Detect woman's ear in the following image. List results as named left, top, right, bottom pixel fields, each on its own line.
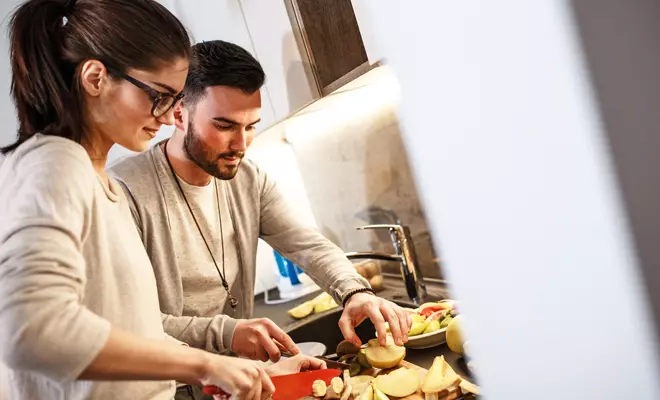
left=80, top=59, right=108, bottom=97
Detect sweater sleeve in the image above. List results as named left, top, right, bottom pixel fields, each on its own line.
left=0, top=138, right=111, bottom=383
left=161, top=312, right=239, bottom=353
left=257, top=168, right=370, bottom=304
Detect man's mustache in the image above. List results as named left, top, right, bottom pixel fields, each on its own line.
left=217, top=152, right=245, bottom=160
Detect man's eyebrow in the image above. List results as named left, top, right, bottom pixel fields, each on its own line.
left=212, top=117, right=262, bottom=126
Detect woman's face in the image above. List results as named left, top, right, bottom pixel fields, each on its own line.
left=85, top=57, right=189, bottom=153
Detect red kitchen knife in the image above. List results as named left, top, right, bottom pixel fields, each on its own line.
left=203, top=369, right=342, bottom=400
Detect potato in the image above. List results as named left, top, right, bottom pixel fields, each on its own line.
left=363, top=262, right=380, bottom=279
left=364, top=338, right=406, bottom=370
left=355, top=384, right=373, bottom=400
left=375, top=368, right=420, bottom=398
left=349, top=375, right=375, bottom=397
left=312, top=380, right=327, bottom=397
left=355, top=265, right=367, bottom=278
left=373, top=385, right=390, bottom=400
left=421, top=356, right=461, bottom=394
left=369, top=275, right=385, bottom=292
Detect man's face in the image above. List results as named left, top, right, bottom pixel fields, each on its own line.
left=182, top=86, right=261, bottom=180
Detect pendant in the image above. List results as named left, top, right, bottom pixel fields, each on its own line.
left=228, top=295, right=239, bottom=309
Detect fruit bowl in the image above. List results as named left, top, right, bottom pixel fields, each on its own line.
left=377, top=300, right=457, bottom=349
left=404, top=326, right=447, bottom=349
left=376, top=327, right=447, bottom=349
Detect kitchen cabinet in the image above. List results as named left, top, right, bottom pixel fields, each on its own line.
left=283, top=0, right=375, bottom=96
left=239, top=0, right=316, bottom=121
left=156, top=0, right=315, bottom=130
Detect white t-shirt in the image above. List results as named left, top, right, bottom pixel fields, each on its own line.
left=174, top=176, right=240, bottom=318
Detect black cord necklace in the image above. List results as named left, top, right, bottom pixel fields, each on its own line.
left=163, top=140, right=238, bottom=310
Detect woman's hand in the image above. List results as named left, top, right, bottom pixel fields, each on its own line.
left=265, top=354, right=327, bottom=377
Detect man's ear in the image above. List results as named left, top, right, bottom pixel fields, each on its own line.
left=174, top=102, right=186, bottom=131
left=80, top=59, right=108, bottom=97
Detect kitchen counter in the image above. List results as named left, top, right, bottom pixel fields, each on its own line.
left=253, top=277, right=472, bottom=379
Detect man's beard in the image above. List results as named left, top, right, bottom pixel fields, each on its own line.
left=183, top=121, right=244, bottom=180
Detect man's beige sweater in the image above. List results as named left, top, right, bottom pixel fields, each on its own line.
left=0, top=135, right=174, bottom=399
left=110, top=142, right=370, bottom=353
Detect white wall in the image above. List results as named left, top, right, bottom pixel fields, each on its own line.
left=0, top=1, right=21, bottom=148
left=363, top=1, right=660, bottom=399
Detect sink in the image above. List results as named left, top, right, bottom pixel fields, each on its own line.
left=286, top=308, right=373, bottom=354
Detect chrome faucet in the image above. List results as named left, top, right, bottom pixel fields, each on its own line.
left=345, top=224, right=428, bottom=305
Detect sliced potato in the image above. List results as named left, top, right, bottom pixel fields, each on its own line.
left=355, top=384, right=374, bottom=400
left=421, top=356, right=461, bottom=394
left=375, top=368, right=420, bottom=398
left=365, top=338, right=406, bottom=369
left=459, top=379, right=480, bottom=395
left=287, top=300, right=315, bottom=319
left=373, top=385, right=390, bottom=400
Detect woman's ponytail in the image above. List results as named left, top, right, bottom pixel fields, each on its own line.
left=3, top=0, right=82, bottom=153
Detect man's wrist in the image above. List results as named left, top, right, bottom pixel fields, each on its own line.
left=342, top=288, right=376, bottom=307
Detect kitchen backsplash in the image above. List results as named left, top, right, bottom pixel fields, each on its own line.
left=251, top=65, right=443, bottom=281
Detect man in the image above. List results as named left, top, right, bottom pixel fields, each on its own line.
left=110, top=40, right=410, bottom=365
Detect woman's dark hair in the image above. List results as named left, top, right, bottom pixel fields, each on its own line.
left=2, top=0, right=192, bottom=153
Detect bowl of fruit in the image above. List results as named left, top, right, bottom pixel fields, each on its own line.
left=380, top=300, right=457, bottom=349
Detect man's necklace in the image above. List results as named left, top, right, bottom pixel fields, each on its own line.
left=163, top=140, right=239, bottom=310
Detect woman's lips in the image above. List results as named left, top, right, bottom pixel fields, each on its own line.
left=143, top=128, right=158, bottom=138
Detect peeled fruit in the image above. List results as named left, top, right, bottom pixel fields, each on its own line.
left=421, top=356, right=460, bottom=394
left=373, top=385, right=390, bottom=400
left=459, top=379, right=480, bottom=395
left=314, top=295, right=338, bottom=313
left=446, top=315, right=465, bottom=354
left=355, top=384, right=373, bottom=400
left=287, top=300, right=315, bottom=319
left=409, top=321, right=427, bottom=336
left=365, top=338, right=406, bottom=369
left=423, top=320, right=441, bottom=334
left=411, top=314, right=426, bottom=324
left=375, top=368, right=420, bottom=398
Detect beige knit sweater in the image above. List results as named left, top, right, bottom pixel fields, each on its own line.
left=0, top=135, right=174, bottom=399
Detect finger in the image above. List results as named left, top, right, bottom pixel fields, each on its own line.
left=302, top=356, right=327, bottom=371
left=248, top=372, right=262, bottom=400
left=364, top=303, right=388, bottom=346
left=260, top=368, right=276, bottom=398
left=258, top=330, right=282, bottom=363
left=395, top=306, right=410, bottom=342
left=265, top=321, right=300, bottom=355
left=255, top=345, right=270, bottom=363
left=380, top=303, right=403, bottom=346
left=338, top=312, right=361, bottom=346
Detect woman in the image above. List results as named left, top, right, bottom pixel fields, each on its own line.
left=0, top=1, right=322, bottom=399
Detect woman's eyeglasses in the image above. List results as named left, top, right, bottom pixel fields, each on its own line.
left=106, top=66, right=184, bottom=118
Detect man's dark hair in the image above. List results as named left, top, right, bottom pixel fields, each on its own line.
left=184, top=40, right=265, bottom=107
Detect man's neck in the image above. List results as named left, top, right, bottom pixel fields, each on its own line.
left=164, top=130, right=213, bottom=187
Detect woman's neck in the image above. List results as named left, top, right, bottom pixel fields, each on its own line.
left=82, top=135, right=113, bottom=186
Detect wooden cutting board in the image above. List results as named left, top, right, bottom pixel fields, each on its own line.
left=367, top=361, right=463, bottom=400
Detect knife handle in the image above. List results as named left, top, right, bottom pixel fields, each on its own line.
left=202, top=385, right=226, bottom=396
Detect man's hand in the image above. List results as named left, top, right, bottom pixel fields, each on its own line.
left=339, top=293, right=413, bottom=347
left=231, top=318, right=301, bottom=362
left=265, top=354, right=327, bottom=377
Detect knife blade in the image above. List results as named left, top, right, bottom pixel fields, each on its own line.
left=279, top=351, right=351, bottom=370
left=203, top=369, right=342, bottom=400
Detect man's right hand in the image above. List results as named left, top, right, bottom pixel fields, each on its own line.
left=201, top=355, right=274, bottom=400
left=231, top=318, right=301, bottom=362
